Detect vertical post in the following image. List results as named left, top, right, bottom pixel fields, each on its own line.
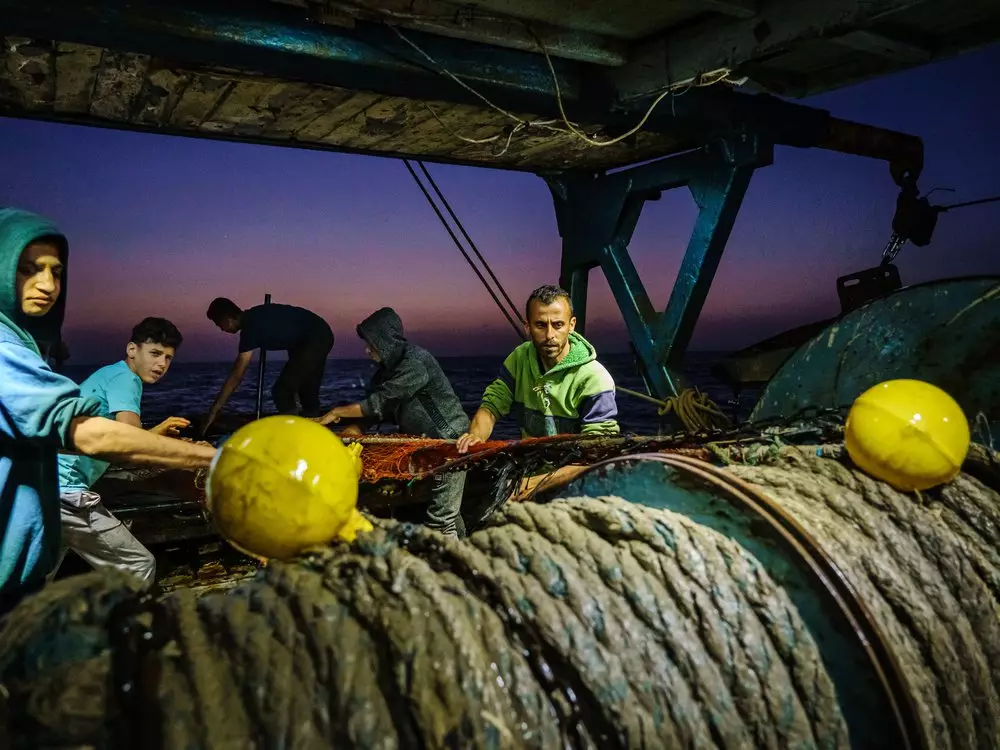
left=255, top=293, right=271, bottom=420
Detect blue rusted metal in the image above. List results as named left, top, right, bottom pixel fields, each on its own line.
left=752, top=276, right=1000, bottom=431
left=558, top=454, right=922, bottom=750
left=548, top=137, right=773, bottom=399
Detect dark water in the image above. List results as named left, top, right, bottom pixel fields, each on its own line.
left=62, top=352, right=759, bottom=439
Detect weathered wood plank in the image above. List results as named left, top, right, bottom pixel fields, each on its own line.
left=54, top=42, right=102, bottom=114
left=340, top=98, right=442, bottom=151
left=89, top=50, right=150, bottom=120
left=133, top=65, right=190, bottom=125
left=254, top=83, right=349, bottom=137
left=293, top=91, right=382, bottom=141
left=199, top=79, right=279, bottom=135
left=90, top=50, right=150, bottom=121
left=379, top=101, right=507, bottom=156
left=0, top=38, right=55, bottom=111
left=169, top=74, right=233, bottom=128
left=320, top=97, right=417, bottom=149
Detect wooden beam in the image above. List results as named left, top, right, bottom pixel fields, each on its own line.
left=613, top=0, right=934, bottom=101
left=831, top=29, right=931, bottom=64
left=684, top=0, right=758, bottom=19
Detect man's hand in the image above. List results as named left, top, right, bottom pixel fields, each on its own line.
left=151, top=416, right=191, bottom=437
left=314, top=409, right=341, bottom=426
left=456, top=431, right=485, bottom=454
left=338, top=424, right=363, bottom=438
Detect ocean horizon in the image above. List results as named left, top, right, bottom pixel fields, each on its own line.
left=62, top=352, right=758, bottom=439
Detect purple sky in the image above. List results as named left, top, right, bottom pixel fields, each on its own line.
left=1, top=43, right=998, bottom=364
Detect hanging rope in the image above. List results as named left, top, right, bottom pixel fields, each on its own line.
left=417, top=161, right=525, bottom=329
left=403, top=159, right=525, bottom=339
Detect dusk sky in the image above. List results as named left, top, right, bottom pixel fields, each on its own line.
left=1, top=43, right=998, bottom=364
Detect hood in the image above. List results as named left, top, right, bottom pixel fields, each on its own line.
left=544, top=331, right=597, bottom=375
left=0, top=208, right=69, bottom=356
left=357, top=307, right=406, bottom=367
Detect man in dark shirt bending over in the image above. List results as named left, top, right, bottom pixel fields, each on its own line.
left=202, top=297, right=334, bottom=433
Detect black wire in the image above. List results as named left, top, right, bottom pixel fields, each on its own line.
left=938, top=194, right=1000, bottom=212
left=403, top=159, right=526, bottom=339
left=417, top=161, right=526, bottom=333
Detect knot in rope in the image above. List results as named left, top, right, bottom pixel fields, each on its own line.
left=656, top=388, right=731, bottom=432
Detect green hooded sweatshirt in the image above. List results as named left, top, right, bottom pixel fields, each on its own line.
left=480, top=332, right=620, bottom=438
left=0, top=208, right=101, bottom=612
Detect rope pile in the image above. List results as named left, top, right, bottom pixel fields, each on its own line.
left=0, top=444, right=997, bottom=749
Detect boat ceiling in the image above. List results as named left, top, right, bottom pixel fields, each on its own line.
left=1, top=0, right=997, bottom=172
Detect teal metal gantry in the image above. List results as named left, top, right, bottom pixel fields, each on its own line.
left=549, top=136, right=773, bottom=399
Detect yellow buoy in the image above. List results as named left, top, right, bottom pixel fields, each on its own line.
left=206, top=415, right=373, bottom=560
left=845, top=379, right=970, bottom=491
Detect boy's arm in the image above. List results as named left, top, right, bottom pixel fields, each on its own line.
left=69, top=416, right=215, bottom=469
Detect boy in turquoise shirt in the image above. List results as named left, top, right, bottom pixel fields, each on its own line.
left=457, top=285, right=619, bottom=453
left=57, top=318, right=190, bottom=586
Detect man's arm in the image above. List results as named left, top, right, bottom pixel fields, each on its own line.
left=115, top=410, right=190, bottom=437
left=317, top=402, right=364, bottom=426
left=318, top=358, right=428, bottom=427
left=70, top=415, right=215, bottom=469
left=577, top=365, right=620, bottom=435
left=456, top=407, right=498, bottom=453
left=202, top=351, right=253, bottom=433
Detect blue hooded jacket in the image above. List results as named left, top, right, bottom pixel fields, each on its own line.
left=0, top=208, right=101, bottom=610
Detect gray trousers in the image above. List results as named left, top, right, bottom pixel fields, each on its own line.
left=54, top=492, right=156, bottom=587
left=424, top=471, right=468, bottom=539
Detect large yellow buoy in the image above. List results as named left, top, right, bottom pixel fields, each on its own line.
left=206, top=415, right=373, bottom=560
left=845, top=379, right=970, bottom=491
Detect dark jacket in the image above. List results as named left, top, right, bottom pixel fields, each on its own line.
left=357, top=308, right=470, bottom=439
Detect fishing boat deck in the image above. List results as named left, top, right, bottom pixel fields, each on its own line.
left=1, top=0, right=998, bottom=172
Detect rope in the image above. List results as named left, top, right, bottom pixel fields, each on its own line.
left=2, top=444, right=999, bottom=749
left=416, top=161, right=525, bottom=331
left=2, top=496, right=851, bottom=749
left=403, top=159, right=526, bottom=339
left=731, top=447, right=1000, bottom=750
left=617, top=385, right=731, bottom=432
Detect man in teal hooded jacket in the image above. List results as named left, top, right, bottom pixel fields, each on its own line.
left=0, top=208, right=217, bottom=614
left=457, top=284, right=619, bottom=454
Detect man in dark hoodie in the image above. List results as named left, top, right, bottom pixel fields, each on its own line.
left=0, top=208, right=217, bottom=613
left=316, top=307, right=470, bottom=538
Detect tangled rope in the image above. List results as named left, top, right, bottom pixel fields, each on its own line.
left=1, top=443, right=997, bottom=750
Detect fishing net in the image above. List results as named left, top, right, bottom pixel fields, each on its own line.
left=2, top=439, right=998, bottom=750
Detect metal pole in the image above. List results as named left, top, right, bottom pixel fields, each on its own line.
left=255, top=293, right=271, bottom=419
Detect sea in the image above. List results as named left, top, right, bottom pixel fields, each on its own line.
left=62, top=352, right=761, bottom=439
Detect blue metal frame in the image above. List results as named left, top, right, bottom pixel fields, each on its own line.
left=548, top=136, right=773, bottom=399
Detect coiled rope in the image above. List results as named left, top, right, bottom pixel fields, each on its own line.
left=1, top=445, right=997, bottom=750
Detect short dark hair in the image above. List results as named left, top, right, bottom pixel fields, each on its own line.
left=525, top=285, right=573, bottom=320
left=206, top=297, right=241, bottom=323
left=130, top=317, right=183, bottom=349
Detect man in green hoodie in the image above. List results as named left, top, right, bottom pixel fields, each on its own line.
left=457, top=285, right=619, bottom=454
left=0, top=208, right=217, bottom=614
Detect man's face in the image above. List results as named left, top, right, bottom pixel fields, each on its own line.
left=16, top=241, right=63, bottom=317
left=526, top=296, right=575, bottom=364
left=126, top=340, right=176, bottom=384
left=215, top=316, right=239, bottom=334
left=364, top=339, right=382, bottom=363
